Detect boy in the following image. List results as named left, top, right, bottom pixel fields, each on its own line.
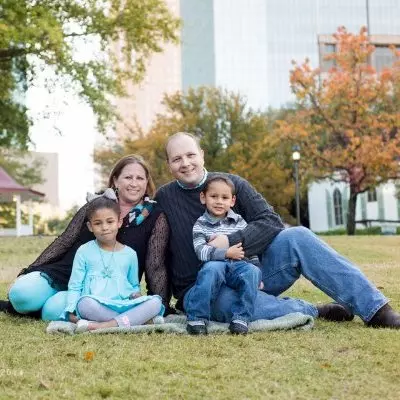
left=186, top=175, right=262, bottom=335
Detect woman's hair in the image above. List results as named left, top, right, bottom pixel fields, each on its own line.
left=86, top=197, right=120, bottom=221
left=108, top=154, right=156, bottom=198
left=202, top=175, right=236, bottom=195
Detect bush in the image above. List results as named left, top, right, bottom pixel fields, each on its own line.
left=317, top=226, right=384, bottom=236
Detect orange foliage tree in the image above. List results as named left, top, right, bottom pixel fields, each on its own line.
left=95, top=87, right=296, bottom=221
left=278, top=27, right=400, bottom=234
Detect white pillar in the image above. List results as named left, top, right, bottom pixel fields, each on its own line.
left=14, top=194, right=21, bottom=237
left=28, top=200, right=34, bottom=235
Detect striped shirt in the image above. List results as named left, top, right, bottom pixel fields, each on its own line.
left=193, top=209, right=260, bottom=266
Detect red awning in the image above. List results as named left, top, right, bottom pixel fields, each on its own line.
left=0, top=166, right=44, bottom=199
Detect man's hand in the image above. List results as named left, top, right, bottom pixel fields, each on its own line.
left=208, top=234, right=229, bottom=249
left=129, top=292, right=142, bottom=299
left=226, top=243, right=244, bottom=260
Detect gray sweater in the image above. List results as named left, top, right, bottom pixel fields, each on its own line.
left=156, top=172, right=285, bottom=302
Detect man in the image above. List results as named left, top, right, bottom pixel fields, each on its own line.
left=156, top=132, right=400, bottom=328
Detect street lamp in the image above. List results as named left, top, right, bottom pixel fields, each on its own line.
left=292, top=145, right=301, bottom=226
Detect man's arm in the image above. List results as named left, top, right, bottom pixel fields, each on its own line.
left=225, top=175, right=285, bottom=255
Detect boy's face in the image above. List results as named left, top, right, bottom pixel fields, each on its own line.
left=200, top=181, right=235, bottom=218
left=87, top=208, right=122, bottom=245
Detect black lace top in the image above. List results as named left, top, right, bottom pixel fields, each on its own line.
left=18, top=203, right=171, bottom=307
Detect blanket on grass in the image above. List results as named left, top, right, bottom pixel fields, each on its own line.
left=46, top=313, right=314, bottom=335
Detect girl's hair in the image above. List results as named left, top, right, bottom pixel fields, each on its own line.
left=108, top=154, right=156, bottom=198
left=86, top=197, right=120, bottom=221
left=202, top=175, right=236, bottom=195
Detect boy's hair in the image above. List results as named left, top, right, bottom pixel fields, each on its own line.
left=86, top=197, right=120, bottom=221
left=202, top=175, right=236, bottom=195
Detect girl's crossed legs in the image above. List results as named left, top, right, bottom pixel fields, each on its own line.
left=76, top=296, right=162, bottom=330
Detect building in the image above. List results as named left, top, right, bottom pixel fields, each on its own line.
left=308, top=181, right=400, bottom=233
left=116, top=0, right=400, bottom=134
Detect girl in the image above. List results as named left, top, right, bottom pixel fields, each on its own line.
left=62, top=193, right=164, bottom=332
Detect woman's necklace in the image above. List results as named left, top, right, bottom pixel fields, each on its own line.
left=96, top=240, right=116, bottom=278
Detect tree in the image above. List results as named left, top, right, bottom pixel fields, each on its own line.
left=278, top=27, right=400, bottom=234
left=0, top=0, right=180, bottom=149
left=95, top=87, right=296, bottom=221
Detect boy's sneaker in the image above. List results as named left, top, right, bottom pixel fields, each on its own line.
left=187, top=320, right=207, bottom=335
left=229, top=319, right=248, bottom=335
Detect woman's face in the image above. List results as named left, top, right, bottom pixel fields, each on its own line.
left=113, top=162, right=148, bottom=206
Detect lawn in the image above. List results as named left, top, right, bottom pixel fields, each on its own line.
left=0, top=236, right=399, bottom=400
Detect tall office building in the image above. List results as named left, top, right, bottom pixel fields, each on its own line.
left=116, top=0, right=400, bottom=137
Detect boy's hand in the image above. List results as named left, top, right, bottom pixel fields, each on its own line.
left=226, top=243, right=244, bottom=260
left=129, top=292, right=142, bottom=300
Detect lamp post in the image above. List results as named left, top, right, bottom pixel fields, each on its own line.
left=292, top=145, right=301, bottom=226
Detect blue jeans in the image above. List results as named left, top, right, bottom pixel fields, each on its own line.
left=184, top=260, right=261, bottom=323
left=260, top=227, right=387, bottom=322
left=206, top=227, right=387, bottom=323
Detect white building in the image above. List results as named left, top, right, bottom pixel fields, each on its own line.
left=309, top=180, right=400, bottom=233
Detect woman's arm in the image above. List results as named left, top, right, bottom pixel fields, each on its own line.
left=25, top=203, right=90, bottom=269
left=143, top=213, right=171, bottom=308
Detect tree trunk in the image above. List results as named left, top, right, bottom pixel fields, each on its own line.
left=346, top=190, right=358, bottom=235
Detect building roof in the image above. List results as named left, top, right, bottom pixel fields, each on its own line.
left=0, top=166, right=45, bottom=201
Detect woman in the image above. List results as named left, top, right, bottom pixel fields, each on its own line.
left=4, top=155, right=171, bottom=320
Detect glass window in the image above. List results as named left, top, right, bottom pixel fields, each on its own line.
left=320, top=43, right=336, bottom=71
left=333, top=188, right=343, bottom=225
left=372, top=46, right=400, bottom=73
left=367, top=188, right=377, bottom=202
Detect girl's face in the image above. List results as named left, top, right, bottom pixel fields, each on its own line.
left=113, top=163, right=148, bottom=206
left=87, top=208, right=122, bottom=246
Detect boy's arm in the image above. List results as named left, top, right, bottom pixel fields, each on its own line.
left=193, top=221, right=227, bottom=261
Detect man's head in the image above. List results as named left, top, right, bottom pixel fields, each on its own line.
left=165, top=132, right=205, bottom=187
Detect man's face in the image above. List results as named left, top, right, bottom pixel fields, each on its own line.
left=166, top=135, right=205, bottom=187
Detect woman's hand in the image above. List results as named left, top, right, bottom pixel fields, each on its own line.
left=129, top=292, right=142, bottom=300
left=68, top=312, right=79, bottom=323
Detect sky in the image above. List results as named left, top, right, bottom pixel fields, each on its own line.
left=27, top=74, right=97, bottom=211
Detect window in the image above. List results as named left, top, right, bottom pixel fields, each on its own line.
left=320, top=43, right=336, bottom=72
left=372, top=46, right=400, bottom=73
left=333, top=189, right=343, bottom=226
left=367, top=188, right=377, bottom=202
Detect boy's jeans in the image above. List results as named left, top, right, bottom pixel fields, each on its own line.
left=184, top=260, right=261, bottom=323
left=208, top=227, right=387, bottom=323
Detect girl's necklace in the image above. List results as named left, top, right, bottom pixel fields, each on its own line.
left=96, top=240, right=116, bottom=278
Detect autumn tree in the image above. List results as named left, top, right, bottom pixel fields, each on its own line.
left=279, top=27, right=400, bottom=234
left=95, top=87, right=296, bottom=221
left=0, top=0, right=180, bottom=149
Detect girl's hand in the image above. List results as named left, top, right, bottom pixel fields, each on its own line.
left=129, top=292, right=142, bottom=300
left=226, top=243, right=244, bottom=260
left=68, top=312, right=79, bottom=323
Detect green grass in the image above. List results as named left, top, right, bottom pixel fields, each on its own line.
left=1, top=236, right=400, bottom=400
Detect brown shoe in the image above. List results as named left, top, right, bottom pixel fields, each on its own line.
left=317, top=302, right=354, bottom=322
left=367, top=304, right=400, bottom=329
